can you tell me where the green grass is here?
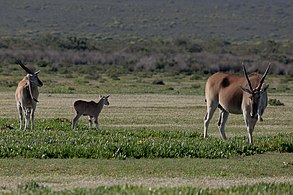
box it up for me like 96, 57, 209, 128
0, 70, 205, 95
0, 119, 292, 159
0, 79, 292, 192
1, 0, 293, 193
1, 153, 292, 178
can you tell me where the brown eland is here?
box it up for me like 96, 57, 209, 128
15, 60, 43, 129
72, 95, 110, 130
203, 64, 270, 144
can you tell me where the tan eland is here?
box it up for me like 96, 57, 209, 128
203, 64, 270, 144
15, 60, 43, 129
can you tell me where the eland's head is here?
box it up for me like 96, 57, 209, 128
16, 59, 43, 87
241, 64, 270, 121
25, 71, 43, 88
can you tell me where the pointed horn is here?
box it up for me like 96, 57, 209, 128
257, 63, 271, 91
15, 59, 33, 74
242, 63, 253, 92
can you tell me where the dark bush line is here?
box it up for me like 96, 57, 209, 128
0, 36, 293, 75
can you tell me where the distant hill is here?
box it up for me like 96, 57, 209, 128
0, 0, 292, 40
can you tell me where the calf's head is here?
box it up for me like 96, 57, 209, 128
100, 95, 110, 106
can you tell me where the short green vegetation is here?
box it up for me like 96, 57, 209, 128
269, 98, 285, 106
0, 119, 292, 159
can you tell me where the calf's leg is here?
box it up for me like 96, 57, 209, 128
72, 112, 82, 130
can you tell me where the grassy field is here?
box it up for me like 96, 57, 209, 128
0, 0, 293, 193
0, 154, 292, 193
0, 91, 292, 193
1, 92, 293, 135
0, 71, 292, 194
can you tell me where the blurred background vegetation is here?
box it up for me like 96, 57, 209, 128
0, 0, 292, 79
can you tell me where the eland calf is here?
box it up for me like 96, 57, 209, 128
204, 64, 270, 144
15, 60, 43, 129
72, 96, 110, 130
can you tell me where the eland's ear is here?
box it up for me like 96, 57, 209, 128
35, 70, 40, 74
261, 84, 269, 92
106, 95, 110, 98
240, 86, 253, 94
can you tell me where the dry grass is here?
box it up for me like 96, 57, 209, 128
1, 175, 293, 192
0, 153, 292, 192
1, 92, 292, 137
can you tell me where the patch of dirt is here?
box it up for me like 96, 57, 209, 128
1, 176, 293, 192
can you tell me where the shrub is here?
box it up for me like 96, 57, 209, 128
269, 98, 285, 106
152, 79, 165, 85
187, 43, 203, 53
37, 60, 50, 67
18, 180, 48, 192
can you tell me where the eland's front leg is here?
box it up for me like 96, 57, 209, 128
17, 104, 23, 129
31, 108, 36, 129
24, 109, 31, 130
244, 114, 257, 144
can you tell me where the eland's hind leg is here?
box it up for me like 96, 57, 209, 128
218, 108, 229, 139
204, 100, 218, 138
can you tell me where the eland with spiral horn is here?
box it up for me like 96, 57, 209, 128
15, 60, 43, 129
203, 63, 270, 144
